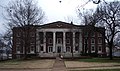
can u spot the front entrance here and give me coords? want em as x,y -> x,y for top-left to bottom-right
57,46 -> 62,53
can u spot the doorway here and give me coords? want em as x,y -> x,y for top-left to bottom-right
57,46 -> 62,53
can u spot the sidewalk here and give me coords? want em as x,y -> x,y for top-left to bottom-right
52,57 -> 67,71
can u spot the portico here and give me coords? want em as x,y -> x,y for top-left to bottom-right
36,28 -> 82,57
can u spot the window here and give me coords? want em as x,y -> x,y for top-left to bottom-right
16,45 -> 21,53
30,38 -> 34,44
16,38 -> 20,44
98,45 -> 102,51
66,38 -> 70,44
16,32 -> 20,37
91,38 -> 95,44
30,45 -> 34,53
57,38 -> 62,44
84,38 -> 88,44
40,46 -> 43,51
84,32 -> 88,37
98,33 -> 102,37
91,45 -> 95,52
48,38 -> 52,44
91,32 -> 95,37
75,38 -> 79,43
75,46 -> 78,51
98,38 -> 102,44
84,44 -> 88,53
48,46 -> 53,52
40,39 -> 43,44
66,46 -> 71,52
66,33 -> 71,37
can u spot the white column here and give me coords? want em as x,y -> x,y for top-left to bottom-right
53,32 -> 56,52
43,32 -> 46,52
63,32 -> 66,52
36,31 -> 39,53
73,32 -> 75,52
79,32 -> 82,53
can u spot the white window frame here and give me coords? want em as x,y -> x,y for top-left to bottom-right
66,46 -> 71,53
91,45 -> 95,53
48,46 -> 53,53
16,45 -> 21,53
30,45 -> 35,53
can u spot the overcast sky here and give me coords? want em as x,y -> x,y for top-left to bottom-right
0,0 -> 117,34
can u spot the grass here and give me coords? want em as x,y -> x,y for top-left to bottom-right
78,58 -> 120,63
70,69 -> 120,71
0,58 -> 40,65
0,59 -> 22,65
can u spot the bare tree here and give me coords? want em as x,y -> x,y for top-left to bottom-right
77,8 -> 102,55
4,0 -> 45,59
97,1 -> 120,60
78,1 -> 120,59
4,0 -> 44,28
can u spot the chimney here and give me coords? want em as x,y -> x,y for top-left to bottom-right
71,21 -> 73,24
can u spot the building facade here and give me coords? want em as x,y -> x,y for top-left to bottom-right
12,21 -> 106,58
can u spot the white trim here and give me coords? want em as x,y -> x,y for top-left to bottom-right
37,28 -> 82,33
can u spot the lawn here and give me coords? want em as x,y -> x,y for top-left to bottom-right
78,58 -> 120,63
0,59 -> 55,68
0,59 -> 22,65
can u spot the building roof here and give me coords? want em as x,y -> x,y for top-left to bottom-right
13,21 -> 105,31
36,21 -> 82,29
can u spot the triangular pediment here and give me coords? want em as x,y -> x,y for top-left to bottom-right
39,21 -> 80,29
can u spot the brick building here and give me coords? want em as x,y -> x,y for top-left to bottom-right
12,21 -> 106,58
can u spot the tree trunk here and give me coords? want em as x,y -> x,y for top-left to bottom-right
109,44 -> 113,60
